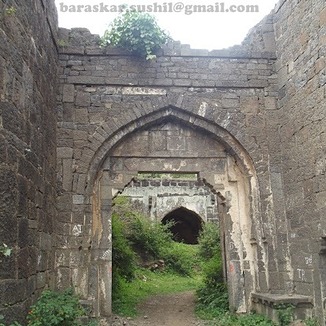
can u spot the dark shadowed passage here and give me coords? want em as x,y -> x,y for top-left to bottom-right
162,207 -> 203,244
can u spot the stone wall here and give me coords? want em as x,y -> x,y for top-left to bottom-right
273,0 -> 326,321
0,0 -> 58,323
1,0 -> 326,323
119,178 -> 218,224
56,20 -> 281,319
107,121 -> 225,223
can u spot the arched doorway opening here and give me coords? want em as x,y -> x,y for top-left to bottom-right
162,207 -> 203,244
85,107 -> 261,318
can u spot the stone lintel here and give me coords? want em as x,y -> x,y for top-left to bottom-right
251,293 -> 313,307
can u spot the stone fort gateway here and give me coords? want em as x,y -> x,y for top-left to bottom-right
1,0 -> 326,324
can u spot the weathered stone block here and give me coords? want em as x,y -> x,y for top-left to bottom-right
0,280 -> 27,306
0,168 -> 18,245
57,147 -> 73,158
17,247 -> 37,278
75,91 -> 91,107
39,232 -> 52,251
62,84 -> 75,102
36,272 -> 47,289
18,218 -> 29,248
75,108 -> 89,123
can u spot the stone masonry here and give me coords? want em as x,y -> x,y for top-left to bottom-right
119,178 -> 219,224
56,23 -> 277,319
1,0 -> 326,324
0,0 -> 58,323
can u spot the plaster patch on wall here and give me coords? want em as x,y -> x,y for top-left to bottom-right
72,269 -> 88,297
72,224 -> 82,236
163,163 -> 173,170
162,161 -> 187,171
102,249 -> 111,261
298,268 -> 306,281
112,188 -> 119,197
214,174 -> 227,184
122,87 -> 166,95
100,279 -> 108,300
305,256 -> 313,266
221,112 -> 231,128
56,252 -> 68,266
176,161 -> 187,171
198,102 -> 208,117
227,156 -> 238,182
57,269 -> 63,288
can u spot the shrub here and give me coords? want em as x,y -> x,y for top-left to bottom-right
304,318 -> 320,326
112,213 -> 136,282
202,252 -> 224,287
161,242 -> 198,276
128,215 -> 173,260
276,304 -> 294,326
197,281 -> 229,314
112,196 -> 197,276
0,316 -> 21,326
112,212 -> 137,304
197,251 -> 228,313
196,221 -> 228,317
101,9 -> 170,60
198,222 -> 221,260
27,289 -> 87,326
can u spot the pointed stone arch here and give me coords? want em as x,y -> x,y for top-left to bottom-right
82,105 -> 265,319
162,206 -> 203,244
85,106 -> 257,195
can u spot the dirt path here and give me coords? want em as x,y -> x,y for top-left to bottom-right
111,291 -> 208,326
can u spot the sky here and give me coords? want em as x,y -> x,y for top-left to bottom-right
54,0 -> 279,50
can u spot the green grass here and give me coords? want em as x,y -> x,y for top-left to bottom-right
111,210 -> 316,326
113,268 -> 203,316
196,305 -> 276,326
112,210 -> 276,325
113,265 -> 275,326
161,242 -> 202,276
111,203 -> 204,317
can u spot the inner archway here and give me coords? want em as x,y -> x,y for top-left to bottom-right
162,207 -> 203,244
87,107 -> 261,317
